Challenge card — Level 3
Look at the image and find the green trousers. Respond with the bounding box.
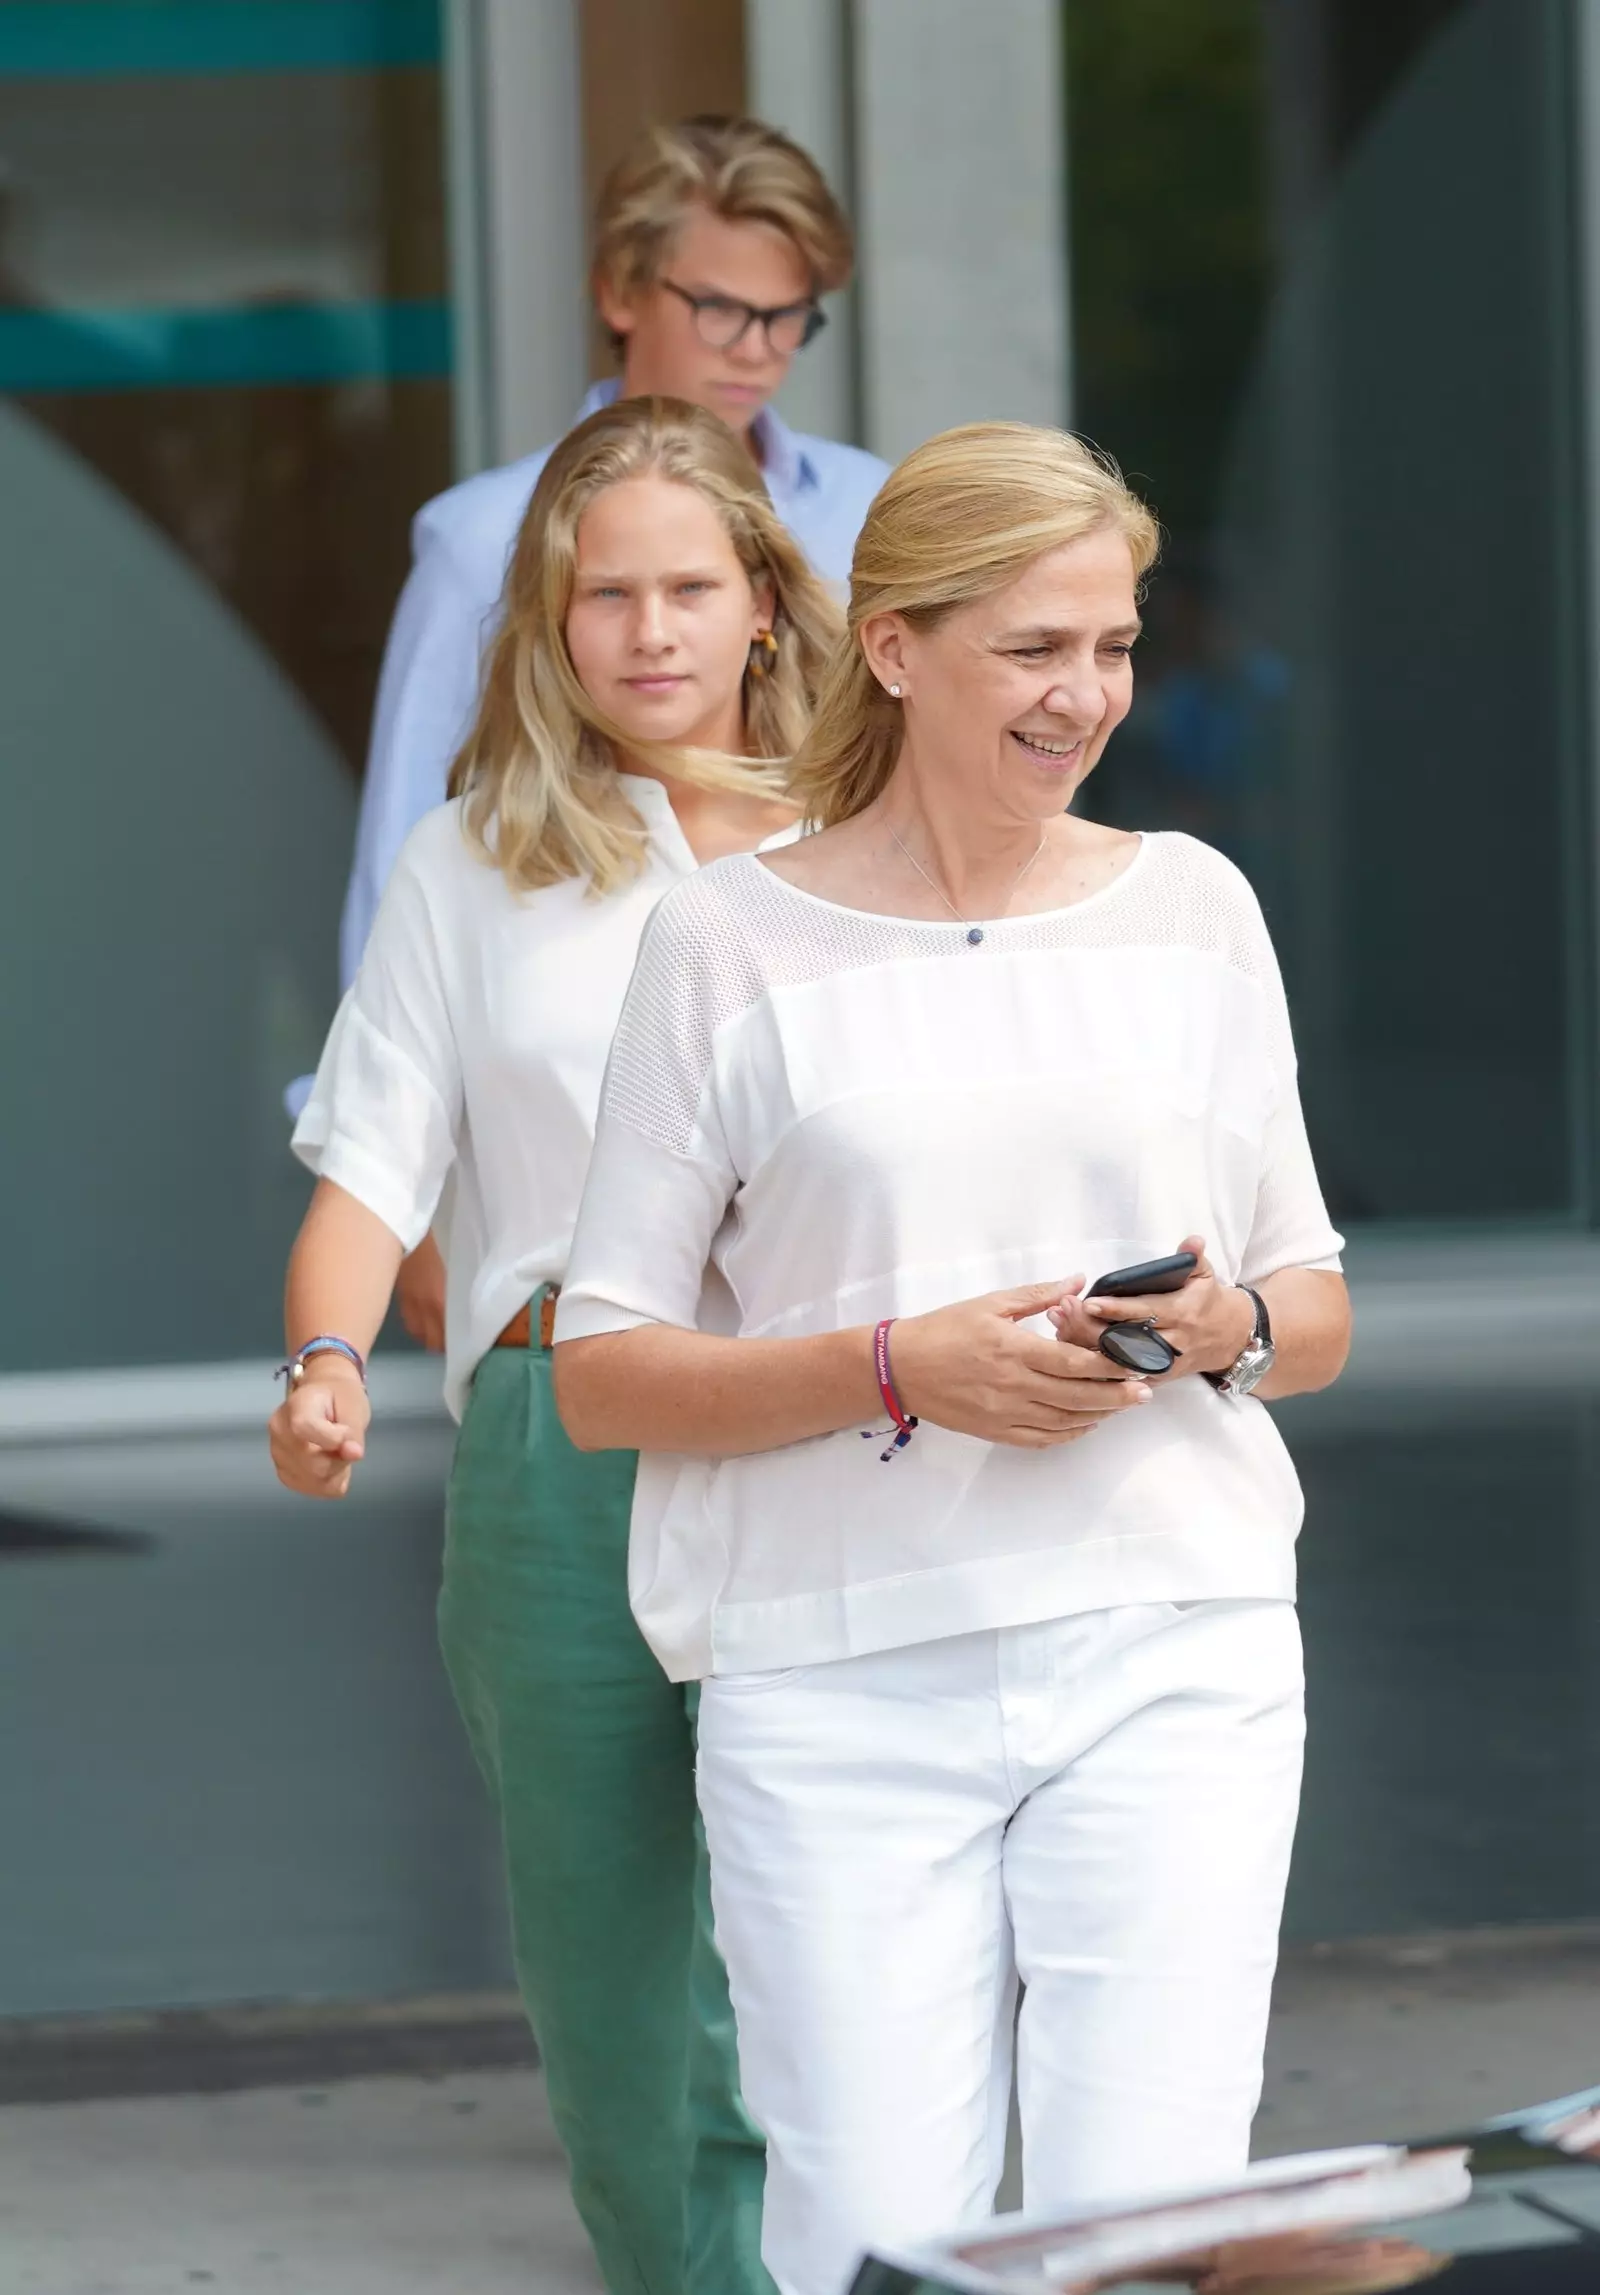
[437,1338,772,2295]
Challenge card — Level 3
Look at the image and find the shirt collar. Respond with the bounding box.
[614,770,696,878]
[575,378,815,498]
[616,770,801,875]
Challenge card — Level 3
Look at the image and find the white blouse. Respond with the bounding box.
[293,777,776,1419]
[557,832,1345,1682]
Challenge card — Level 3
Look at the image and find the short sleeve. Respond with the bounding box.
[557,889,741,1341]
[1229,879,1345,1287]
[293,830,463,1249]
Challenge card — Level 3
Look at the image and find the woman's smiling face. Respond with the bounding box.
[866,526,1142,822]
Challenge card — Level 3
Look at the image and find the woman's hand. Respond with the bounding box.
[890,1279,1154,1449]
[559,1278,1162,1458]
[395,1231,447,1353]
[1049,1235,1254,1381]
[269,1359,372,1499]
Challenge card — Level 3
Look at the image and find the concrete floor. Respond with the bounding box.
[0,2069,598,2295]
[6,1928,1599,2295]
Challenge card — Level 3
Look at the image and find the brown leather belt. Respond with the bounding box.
[495,1285,560,1351]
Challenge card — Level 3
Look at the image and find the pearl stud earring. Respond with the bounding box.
[889,683,902,698]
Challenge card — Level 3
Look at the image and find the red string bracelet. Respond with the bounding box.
[862,1317,919,1462]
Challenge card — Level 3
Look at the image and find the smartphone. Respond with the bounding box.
[1086,1251,1198,1300]
[1085,1251,1197,1376]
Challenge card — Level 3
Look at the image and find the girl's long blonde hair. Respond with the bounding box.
[448,396,842,894]
[787,422,1160,827]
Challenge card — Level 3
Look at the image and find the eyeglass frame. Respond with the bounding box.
[660,279,828,355]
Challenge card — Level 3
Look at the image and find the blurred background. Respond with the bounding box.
[3,0,1599,2044]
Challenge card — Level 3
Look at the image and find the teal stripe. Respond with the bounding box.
[0,301,452,392]
[0,1,440,79]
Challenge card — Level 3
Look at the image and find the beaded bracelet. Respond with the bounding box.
[862,1317,919,1462]
[277,1335,367,1389]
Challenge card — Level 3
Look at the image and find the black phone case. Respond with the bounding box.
[1086,1251,1198,1300]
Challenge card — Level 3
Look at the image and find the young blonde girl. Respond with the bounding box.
[269,396,840,2295]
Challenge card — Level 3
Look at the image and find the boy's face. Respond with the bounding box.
[597,203,815,439]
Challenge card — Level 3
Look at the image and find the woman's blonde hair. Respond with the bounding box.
[448,395,840,896]
[593,116,854,311]
[788,422,1161,827]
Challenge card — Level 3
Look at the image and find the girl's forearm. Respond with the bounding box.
[554,1323,880,1455]
[284,1178,407,1360]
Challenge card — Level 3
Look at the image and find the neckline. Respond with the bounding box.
[617,771,798,866]
[615,770,697,876]
[748,830,1151,931]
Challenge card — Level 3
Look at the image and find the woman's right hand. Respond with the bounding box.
[269,1361,372,1498]
[890,1279,1153,1449]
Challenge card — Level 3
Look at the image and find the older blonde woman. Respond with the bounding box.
[268,397,839,2295]
[555,424,1351,2295]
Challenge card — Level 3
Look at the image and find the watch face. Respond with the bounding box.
[1229,1339,1276,1397]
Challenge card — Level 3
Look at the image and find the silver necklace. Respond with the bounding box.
[886,822,1047,946]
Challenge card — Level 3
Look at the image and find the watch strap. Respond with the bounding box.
[1204,1287,1270,1393]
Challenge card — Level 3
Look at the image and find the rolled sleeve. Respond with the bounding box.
[557,1133,737,1341]
[1239,1080,1345,1287]
[293,1003,456,1251]
[1235,894,1344,1284]
[295,845,464,1248]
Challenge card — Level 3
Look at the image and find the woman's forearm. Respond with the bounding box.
[285,1177,407,1359]
[1255,1268,1350,1400]
[555,1324,880,1455]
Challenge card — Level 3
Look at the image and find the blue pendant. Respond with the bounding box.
[966,926,985,946]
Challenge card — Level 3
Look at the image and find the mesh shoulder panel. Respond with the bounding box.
[601,833,1287,1158]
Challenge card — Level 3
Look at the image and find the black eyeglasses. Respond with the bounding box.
[661,280,827,356]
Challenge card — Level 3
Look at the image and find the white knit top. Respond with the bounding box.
[557,832,1344,1681]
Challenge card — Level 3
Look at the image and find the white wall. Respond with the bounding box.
[443,0,587,473]
[743,0,860,444]
[849,0,1071,465]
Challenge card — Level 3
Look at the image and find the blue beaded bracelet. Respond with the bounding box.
[277,1335,367,1388]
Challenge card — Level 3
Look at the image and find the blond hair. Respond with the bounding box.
[593,115,854,311]
[448,396,840,896]
[788,422,1161,827]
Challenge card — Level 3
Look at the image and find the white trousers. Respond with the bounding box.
[697,1599,1305,2295]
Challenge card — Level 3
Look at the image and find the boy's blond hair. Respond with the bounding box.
[593,115,854,308]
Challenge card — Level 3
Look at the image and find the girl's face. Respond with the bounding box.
[565,474,771,759]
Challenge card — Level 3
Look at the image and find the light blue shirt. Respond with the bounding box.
[337,380,887,989]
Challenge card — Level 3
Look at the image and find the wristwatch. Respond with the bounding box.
[1205,1286,1275,1399]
